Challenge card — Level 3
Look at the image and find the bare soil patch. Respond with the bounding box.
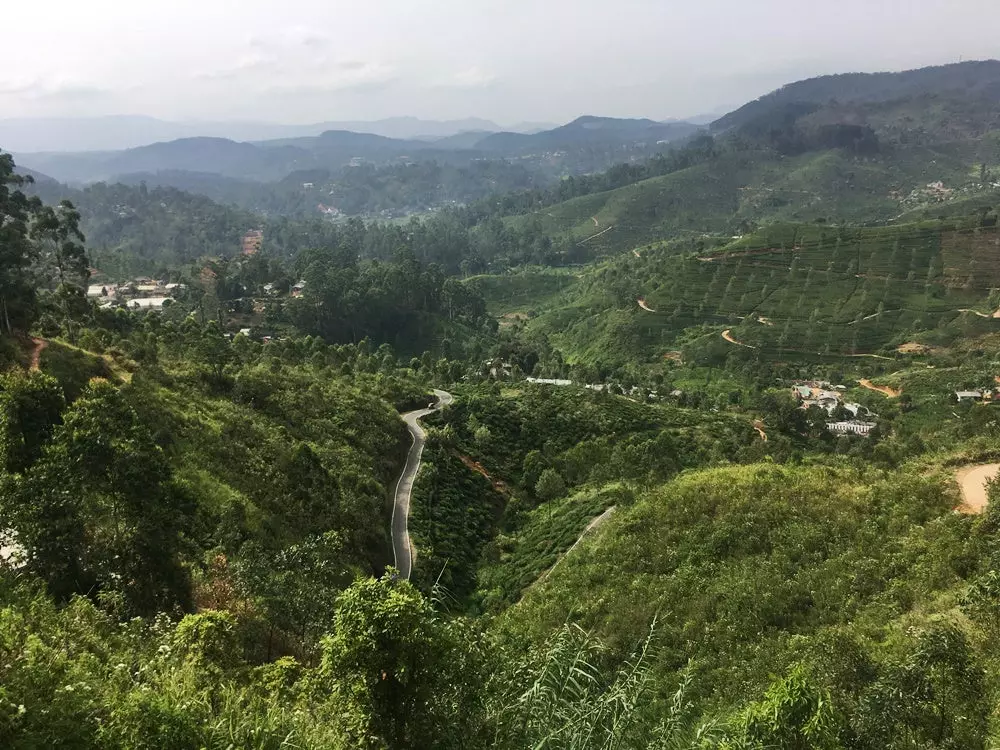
[956,463,1000,514]
[28,338,47,371]
[858,379,900,397]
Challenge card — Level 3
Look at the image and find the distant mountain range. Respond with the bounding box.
[14,116,702,186]
[476,117,700,153]
[0,115,558,154]
[19,60,1000,221]
[15,59,1000,228]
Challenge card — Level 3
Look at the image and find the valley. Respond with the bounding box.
[4,57,1000,748]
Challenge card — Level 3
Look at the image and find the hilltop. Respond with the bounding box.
[713,60,1000,133]
[476,115,699,153]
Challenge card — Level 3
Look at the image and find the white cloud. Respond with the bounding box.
[0,75,113,102]
[1,0,998,123]
[441,66,496,89]
[266,63,399,96]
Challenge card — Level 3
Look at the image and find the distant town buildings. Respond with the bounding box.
[86,284,116,299]
[86,277,186,312]
[790,381,861,416]
[131,297,172,310]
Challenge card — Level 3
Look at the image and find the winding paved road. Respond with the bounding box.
[391,389,453,579]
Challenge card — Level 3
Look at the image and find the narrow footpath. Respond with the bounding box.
[721,329,756,348]
[391,389,453,579]
[537,505,617,584]
[28,338,47,370]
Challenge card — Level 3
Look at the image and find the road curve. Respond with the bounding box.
[391,389,454,579]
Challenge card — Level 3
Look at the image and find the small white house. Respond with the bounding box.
[956,390,983,403]
[131,297,172,311]
[87,284,115,298]
[526,377,572,387]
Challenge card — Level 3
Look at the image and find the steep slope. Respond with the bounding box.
[713,59,1000,133]
[506,137,1000,256]
[500,461,982,745]
[507,211,1000,367]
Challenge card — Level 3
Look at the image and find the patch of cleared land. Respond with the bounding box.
[956,463,1000,514]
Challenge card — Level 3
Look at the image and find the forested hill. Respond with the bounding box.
[477,62,1000,259]
[480,209,1000,375]
[713,59,1000,132]
[21,179,259,276]
[475,116,699,152]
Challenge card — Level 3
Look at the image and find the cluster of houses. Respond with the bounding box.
[262,280,307,298]
[86,277,187,312]
[522,375,660,399]
[791,381,878,437]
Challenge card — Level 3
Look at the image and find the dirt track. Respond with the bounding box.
[858,379,900,398]
[538,505,617,583]
[577,225,614,245]
[958,308,1000,319]
[753,420,768,442]
[637,298,656,313]
[721,329,756,348]
[956,463,1000,514]
[28,338,47,370]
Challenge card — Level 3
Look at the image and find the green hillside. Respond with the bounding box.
[495,210,1000,372]
[498,460,993,746]
[506,140,1000,257]
[714,60,1000,133]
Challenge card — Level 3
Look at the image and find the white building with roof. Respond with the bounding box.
[956,390,984,403]
[526,377,573,387]
[827,421,877,436]
[131,297,172,311]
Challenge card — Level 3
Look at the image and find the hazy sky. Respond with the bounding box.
[4,0,997,124]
